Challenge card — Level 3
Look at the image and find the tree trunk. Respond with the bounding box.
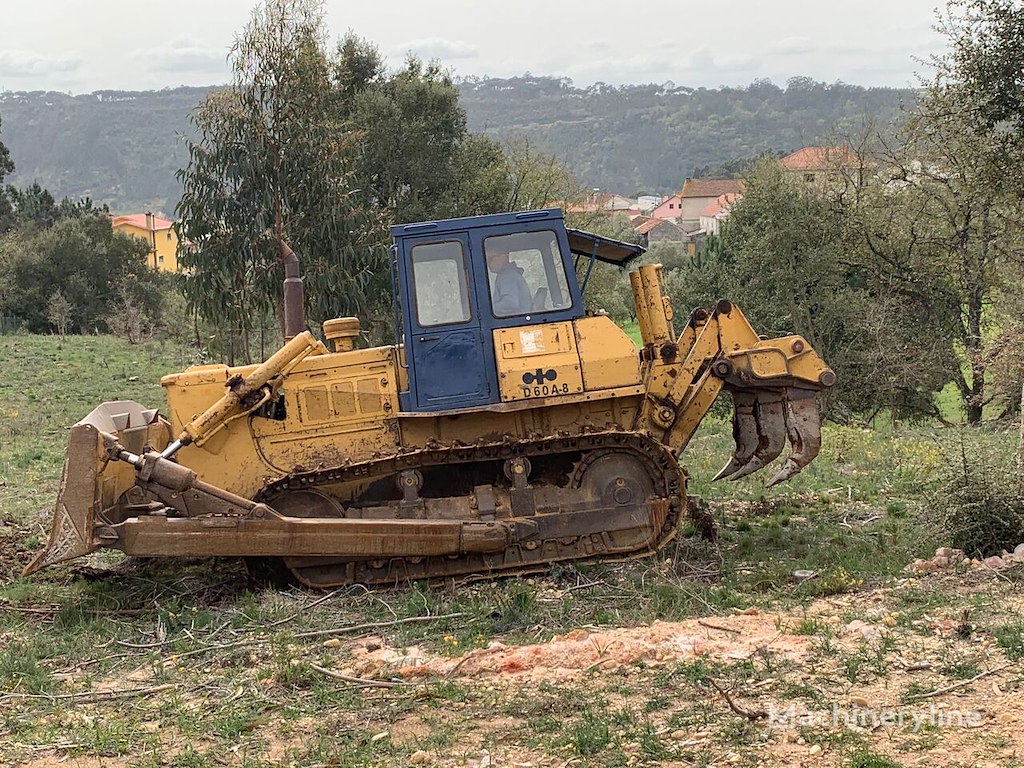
[1019,381,1024,494]
[963,206,988,426]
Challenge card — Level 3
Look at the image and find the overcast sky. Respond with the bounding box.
[1,0,947,94]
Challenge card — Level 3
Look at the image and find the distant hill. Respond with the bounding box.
[0,87,214,215]
[0,77,916,214]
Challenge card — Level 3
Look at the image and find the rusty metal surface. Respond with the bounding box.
[109,515,511,557]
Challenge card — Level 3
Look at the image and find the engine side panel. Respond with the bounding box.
[163,346,403,499]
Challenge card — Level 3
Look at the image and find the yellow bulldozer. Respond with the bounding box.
[24,208,834,587]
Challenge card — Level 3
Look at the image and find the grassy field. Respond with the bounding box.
[1,334,1022,768]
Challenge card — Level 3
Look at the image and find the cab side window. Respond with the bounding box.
[411,241,471,327]
[484,231,571,318]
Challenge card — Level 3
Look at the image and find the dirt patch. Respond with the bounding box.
[344,610,808,683]
[0,517,36,582]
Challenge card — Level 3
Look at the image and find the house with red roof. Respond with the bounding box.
[650,194,684,222]
[779,146,864,186]
[698,193,740,236]
[111,212,179,272]
[678,178,746,231]
[635,216,686,245]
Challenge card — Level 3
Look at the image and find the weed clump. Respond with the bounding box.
[928,438,1024,558]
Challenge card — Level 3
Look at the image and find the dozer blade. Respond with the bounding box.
[713,391,759,480]
[730,395,787,481]
[766,390,822,487]
[23,401,169,576]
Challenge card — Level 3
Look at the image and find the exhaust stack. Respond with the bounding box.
[279,238,305,341]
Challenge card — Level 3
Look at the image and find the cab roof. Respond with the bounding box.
[390,208,647,267]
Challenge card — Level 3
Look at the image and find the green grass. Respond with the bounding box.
[620,319,643,346]
[1,332,1021,768]
[0,334,190,526]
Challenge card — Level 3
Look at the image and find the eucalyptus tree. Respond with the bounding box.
[176,0,384,360]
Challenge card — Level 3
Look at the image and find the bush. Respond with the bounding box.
[928,437,1024,557]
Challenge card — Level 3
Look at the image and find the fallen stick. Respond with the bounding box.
[904,664,1010,702]
[308,663,405,688]
[0,683,176,704]
[294,612,465,640]
[708,679,767,721]
[698,620,741,634]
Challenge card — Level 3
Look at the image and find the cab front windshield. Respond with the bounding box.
[483,230,572,318]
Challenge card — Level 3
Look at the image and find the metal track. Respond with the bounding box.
[258,430,687,587]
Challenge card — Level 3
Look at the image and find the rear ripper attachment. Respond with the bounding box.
[631,263,835,487]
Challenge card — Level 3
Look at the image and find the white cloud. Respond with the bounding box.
[391,38,478,62]
[823,40,865,56]
[768,37,818,55]
[0,50,81,78]
[134,39,228,73]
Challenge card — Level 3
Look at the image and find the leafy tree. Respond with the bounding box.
[7,183,57,230]
[503,136,583,212]
[448,134,513,216]
[830,1,1024,424]
[939,0,1024,192]
[176,0,385,358]
[338,36,509,223]
[847,104,1016,423]
[4,183,109,232]
[0,213,164,333]
[713,159,952,419]
[46,290,73,336]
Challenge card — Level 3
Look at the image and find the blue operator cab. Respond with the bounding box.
[391,208,643,413]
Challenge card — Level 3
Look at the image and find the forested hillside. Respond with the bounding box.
[0,87,209,214]
[0,77,916,212]
[460,76,915,193]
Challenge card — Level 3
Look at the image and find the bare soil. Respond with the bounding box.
[4,565,1020,768]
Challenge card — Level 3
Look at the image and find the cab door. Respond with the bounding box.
[404,235,497,411]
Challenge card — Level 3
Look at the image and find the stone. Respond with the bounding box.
[935,547,955,559]
[410,751,431,765]
[1014,543,1024,559]
[846,620,880,639]
[933,556,950,568]
[983,555,1005,569]
[913,559,938,573]
[808,744,822,756]
[370,732,388,743]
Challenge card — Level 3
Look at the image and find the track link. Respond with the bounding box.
[257,430,687,587]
